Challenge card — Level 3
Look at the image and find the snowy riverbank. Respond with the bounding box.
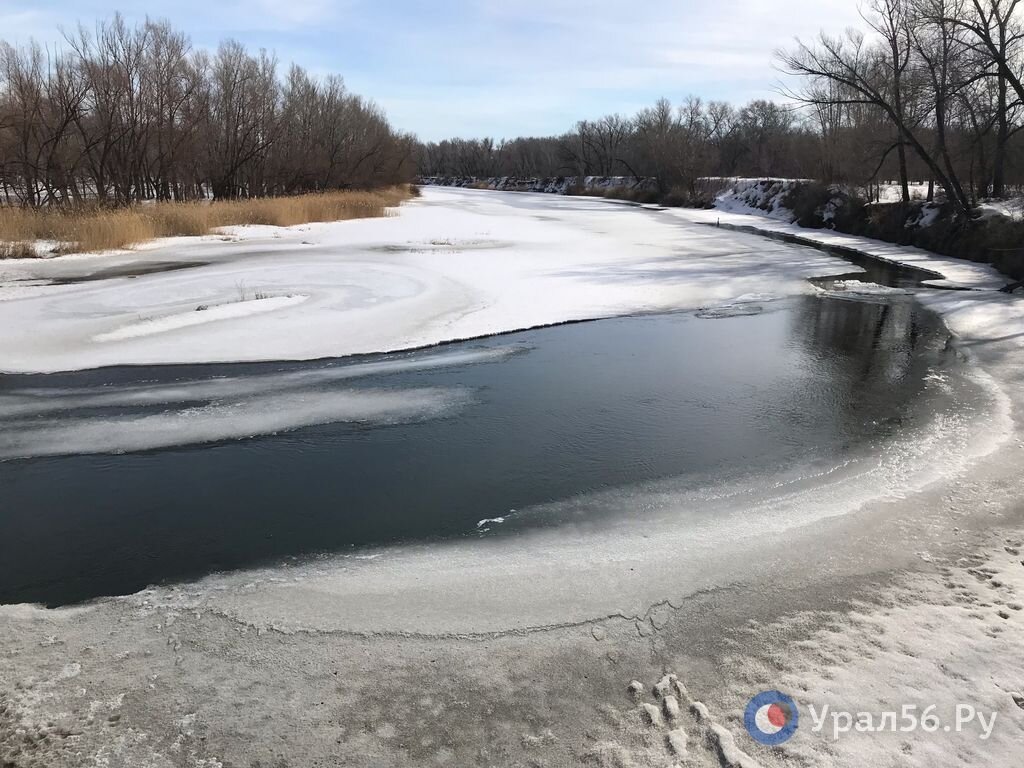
[2,188,1024,767]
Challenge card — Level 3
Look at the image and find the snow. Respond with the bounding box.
[93,294,308,342]
[669,204,1008,291]
[0,186,853,374]
[713,179,801,221]
[908,201,943,228]
[977,197,1024,221]
[869,182,932,203]
[712,533,1024,767]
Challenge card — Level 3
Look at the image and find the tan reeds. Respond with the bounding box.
[0,186,415,258]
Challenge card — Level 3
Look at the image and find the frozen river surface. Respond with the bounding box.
[0,293,980,606]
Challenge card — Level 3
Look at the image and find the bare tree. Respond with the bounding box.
[0,14,413,208]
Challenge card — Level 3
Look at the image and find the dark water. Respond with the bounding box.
[0,295,959,606]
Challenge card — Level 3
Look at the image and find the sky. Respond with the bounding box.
[0,0,867,141]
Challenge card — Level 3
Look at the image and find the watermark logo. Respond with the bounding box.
[744,691,799,746]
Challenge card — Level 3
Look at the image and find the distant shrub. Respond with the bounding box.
[659,186,714,208]
[601,186,643,202]
[782,183,830,227]
[781,183,868,232]
[865,203,918,244]
[593,186,658,204]
[924,216,1024,280]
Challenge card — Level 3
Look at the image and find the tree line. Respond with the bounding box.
[418,99,810,198]
[0,15,416,206]
[420,0,1024,214]
[782,0,1024,215]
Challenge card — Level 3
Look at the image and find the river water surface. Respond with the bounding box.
[0,285,981,606]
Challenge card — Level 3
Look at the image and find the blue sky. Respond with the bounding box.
[0,0,865,140]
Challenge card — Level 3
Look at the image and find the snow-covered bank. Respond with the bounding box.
[0,187,852,373]
[706,178,1024,288]
[419,175,658,195]
[667,203,1007,291]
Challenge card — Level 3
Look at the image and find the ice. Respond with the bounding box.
[815,280,915,303]
[665,197,1007,291]
[94,294,309,341]
[128,350,1009,637]
[0,187,852,373]
[0,387,472,459]
[820,280,912,295]
[0,346,520,419]
[695,291,779,318]
[0,346,524,458]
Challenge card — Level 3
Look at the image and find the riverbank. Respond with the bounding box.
[0,187,414,260]
[2,188,1024,767]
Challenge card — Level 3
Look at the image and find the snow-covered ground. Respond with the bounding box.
[871,181,933,203]
[0,187,850,373]
[673,200,1007,291]
[3,187,1024,768]
[978,196,1024,221]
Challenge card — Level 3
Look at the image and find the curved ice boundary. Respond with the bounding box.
[106,346,1014,636]
[0,346,523,459]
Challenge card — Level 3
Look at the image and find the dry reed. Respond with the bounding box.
[0,186,415,258]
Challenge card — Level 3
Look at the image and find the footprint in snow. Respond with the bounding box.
[629,673,765,768]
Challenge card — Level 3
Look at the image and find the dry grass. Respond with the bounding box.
[0,241,38,258]
[0,186,415,258]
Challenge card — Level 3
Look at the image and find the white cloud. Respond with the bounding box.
[356,0,869,138]
[0,0,871,138]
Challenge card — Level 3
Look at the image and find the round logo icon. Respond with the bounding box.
[744,691,799,746]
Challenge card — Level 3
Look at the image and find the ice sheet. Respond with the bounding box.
[0,187,851,373]
[0,347,521,458]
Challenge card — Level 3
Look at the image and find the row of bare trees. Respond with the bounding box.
[418,98,810,196]
[421,1,1024,214]
[0,15,416,206]
[782,0,1024,215]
